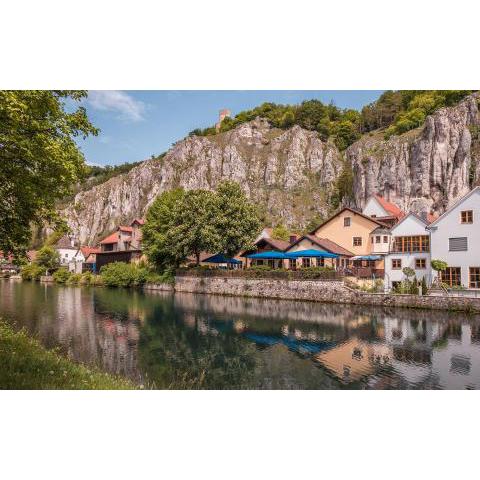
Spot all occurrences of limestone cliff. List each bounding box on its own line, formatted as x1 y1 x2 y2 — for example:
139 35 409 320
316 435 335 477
64 118 342 243
62 94 480 244
347 93 480 215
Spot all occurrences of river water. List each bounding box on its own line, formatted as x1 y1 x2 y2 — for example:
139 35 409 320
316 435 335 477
2 279 480 389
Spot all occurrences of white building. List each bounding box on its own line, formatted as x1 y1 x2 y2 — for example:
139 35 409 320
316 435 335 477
427 186 480 289
362 194 405 227
384 213 432 291
55 235 79 266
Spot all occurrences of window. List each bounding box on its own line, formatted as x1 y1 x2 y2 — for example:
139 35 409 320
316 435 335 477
440 267 461 287
392 259 402 269
353 237 362 246
415 258 427 269
449 237 468 251
344 217 351 227
469 267 480 288
375 236 381 243
288 259 297 270
392 235 430 253
302 258 311 268
461 210 473 224
383 236 388 243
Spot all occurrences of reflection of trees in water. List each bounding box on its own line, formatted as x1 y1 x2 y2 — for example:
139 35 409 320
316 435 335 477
137 297 259 389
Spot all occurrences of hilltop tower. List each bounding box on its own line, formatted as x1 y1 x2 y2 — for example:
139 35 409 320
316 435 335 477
215 108 231 131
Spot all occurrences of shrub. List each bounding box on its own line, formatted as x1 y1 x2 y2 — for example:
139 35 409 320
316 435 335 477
100 262 148 288
20 263 45 281
421 277 428 295
80 271 93 285
431 259 448 272
36 246 60 272
53 268 71 284
67 273 82 285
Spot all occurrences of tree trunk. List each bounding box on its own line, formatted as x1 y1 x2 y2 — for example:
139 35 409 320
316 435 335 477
195 252 200 266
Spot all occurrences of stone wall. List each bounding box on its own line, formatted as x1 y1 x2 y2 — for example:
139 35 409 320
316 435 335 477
173 275 480 313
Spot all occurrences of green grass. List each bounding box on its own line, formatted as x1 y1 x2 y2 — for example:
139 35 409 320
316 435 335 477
0 321 135 390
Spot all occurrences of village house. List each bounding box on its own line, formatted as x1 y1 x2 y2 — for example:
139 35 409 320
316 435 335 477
309 206 390 276
241 236 293 269
384 213 432 291
95 219 145 271
69 246 100 274
362 194 405 227
427 186 480 289
284 235 353 270
54 235 79 266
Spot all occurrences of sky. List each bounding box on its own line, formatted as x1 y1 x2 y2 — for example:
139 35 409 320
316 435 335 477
76 91 384 166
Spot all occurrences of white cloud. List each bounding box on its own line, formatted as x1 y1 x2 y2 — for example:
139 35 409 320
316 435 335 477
87 90 146 121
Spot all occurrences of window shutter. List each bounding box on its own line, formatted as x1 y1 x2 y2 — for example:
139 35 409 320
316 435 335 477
449 237 468 251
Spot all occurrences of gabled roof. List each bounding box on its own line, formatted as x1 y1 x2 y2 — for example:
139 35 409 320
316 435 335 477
55 235 78 250
309 207 388 235
390 212 429 233
374 195 405 218
118 226 133 233
80 246 100 257
131 218 145 226
287 234 354 257
99 232 120 244
426 187 480 228
258 237 291 251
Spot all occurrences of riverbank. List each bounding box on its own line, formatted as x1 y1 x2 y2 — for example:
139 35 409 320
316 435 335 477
174 275 480 313
0 322 135 389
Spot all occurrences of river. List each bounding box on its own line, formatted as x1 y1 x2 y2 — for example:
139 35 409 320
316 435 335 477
2 279 480 389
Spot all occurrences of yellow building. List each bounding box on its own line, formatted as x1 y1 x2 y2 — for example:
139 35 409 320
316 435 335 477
311 207 386 256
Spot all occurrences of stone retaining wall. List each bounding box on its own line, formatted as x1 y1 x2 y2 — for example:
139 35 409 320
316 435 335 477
173 275 480 313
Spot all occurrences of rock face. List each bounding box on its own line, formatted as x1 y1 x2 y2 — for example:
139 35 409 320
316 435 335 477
62 95 480 244
348 93 480 215
64 118 342 244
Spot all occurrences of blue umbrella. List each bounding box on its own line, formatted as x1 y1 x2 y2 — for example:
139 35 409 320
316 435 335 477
285 249 339 259
203 253 242 264
246 251 289 260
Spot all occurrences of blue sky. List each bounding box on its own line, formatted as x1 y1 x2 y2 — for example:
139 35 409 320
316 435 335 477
76 91 384 166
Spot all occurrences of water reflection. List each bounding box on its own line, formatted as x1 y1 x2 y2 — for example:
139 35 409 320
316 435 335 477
2 280 480 389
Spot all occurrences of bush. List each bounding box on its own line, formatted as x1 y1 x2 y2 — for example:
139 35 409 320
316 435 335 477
20 263 45 281
53 268 71 284
66 273 82 285
145 269 175 285
421 277 428 295
100 262 148 288
79 271 93 285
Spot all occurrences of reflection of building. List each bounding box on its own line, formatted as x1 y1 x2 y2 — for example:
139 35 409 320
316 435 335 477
315 338 392 383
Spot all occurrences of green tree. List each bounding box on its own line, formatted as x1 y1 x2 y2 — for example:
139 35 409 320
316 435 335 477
0 91 98 257
142 189 187 270
214 181 261 258
36 246 60 273
271 223 290 242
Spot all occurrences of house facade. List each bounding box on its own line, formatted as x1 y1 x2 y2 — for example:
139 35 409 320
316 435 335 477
362 194 405 227
384 213 432 290
55 235 79 265
427 186 480 288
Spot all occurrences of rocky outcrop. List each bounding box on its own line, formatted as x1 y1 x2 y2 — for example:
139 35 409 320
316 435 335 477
63 118 342 244
348 93 480 215
62 94 480 244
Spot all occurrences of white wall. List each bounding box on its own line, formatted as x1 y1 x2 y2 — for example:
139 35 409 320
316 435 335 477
429 188 480 287
57 248 77 265
384 214 431 289
369 233 390 254
362 197 388 217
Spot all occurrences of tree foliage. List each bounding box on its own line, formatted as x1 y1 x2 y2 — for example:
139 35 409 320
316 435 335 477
142 182 261 268
271 223 290 242
190 91 474 152
431 259 448 272
36 246 60 271
0 90 98 256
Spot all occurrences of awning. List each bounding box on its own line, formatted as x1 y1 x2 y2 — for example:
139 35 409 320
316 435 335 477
286 249 339 259
203 253 242 264
246 251 288 260
351 255 382 261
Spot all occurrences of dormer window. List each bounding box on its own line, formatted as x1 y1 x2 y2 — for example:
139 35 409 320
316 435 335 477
344 217 351 227
461 210 473 224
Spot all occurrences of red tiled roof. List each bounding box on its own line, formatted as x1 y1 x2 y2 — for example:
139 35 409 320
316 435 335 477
131 218 145 226
99 232 120 244
261 237 291 251
80 246 100 257
374 195 405 218
427 213 438 224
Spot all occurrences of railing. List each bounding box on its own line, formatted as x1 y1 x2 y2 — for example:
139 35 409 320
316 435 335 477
176 267 344 281
346 267 385 278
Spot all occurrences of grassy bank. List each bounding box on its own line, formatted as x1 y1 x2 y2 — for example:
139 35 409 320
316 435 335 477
0 322 135 389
